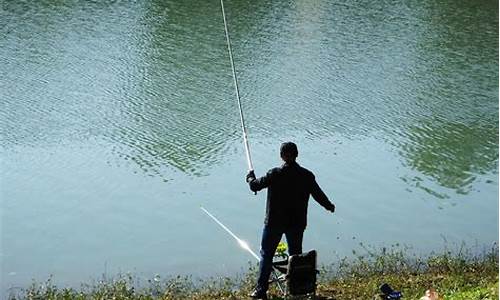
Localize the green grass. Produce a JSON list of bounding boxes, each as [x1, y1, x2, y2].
[[8, 244, 498, 300], [317, 243, 499, 299], [445, 282, 498, 300]]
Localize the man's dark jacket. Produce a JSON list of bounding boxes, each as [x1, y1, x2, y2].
[[248, 161, 334, 230]]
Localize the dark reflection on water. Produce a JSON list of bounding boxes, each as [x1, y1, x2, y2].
[[109, 0, 240, 176], [394, 0, 499, 195], [401, 120, 498, 196]]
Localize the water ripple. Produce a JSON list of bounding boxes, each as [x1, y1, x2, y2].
[[1, 0, 497, 187]]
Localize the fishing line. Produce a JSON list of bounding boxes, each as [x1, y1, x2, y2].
[[201, 206, 259, 260], [200, 206, 285, 293], [220, 0, 254, 172]]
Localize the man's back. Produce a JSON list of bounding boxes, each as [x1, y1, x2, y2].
[[249, 161, 332, 229]]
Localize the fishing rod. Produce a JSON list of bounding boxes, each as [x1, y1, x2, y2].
[[220, 0, 254, 172]]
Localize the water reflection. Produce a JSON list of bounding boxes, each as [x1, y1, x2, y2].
[[1, 0, 498, 186], [401, 119, 498, 196], [108, 0, 241, 176], [1, 0, 150, 147], [396, 0, 499, 196]]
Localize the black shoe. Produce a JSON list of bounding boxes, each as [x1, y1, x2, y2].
[[249, 289, 267, 300]]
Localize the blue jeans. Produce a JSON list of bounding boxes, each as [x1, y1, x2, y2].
[[256, 226, 304, 292]]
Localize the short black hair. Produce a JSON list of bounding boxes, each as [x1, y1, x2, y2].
[[280, 142, 298, 158]]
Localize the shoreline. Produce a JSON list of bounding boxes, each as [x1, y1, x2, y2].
[[7, 244, 498, 299]]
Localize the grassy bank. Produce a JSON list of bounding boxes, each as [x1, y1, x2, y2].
[[9, 244, 498, 300]]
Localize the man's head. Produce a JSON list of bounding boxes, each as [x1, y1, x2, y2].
[[280, 142, 298, 163]]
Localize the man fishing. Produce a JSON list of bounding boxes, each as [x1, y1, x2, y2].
[[246, 142, 336, 299]]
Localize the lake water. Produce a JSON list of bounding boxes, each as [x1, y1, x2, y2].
[[1, 0, 498, 295]]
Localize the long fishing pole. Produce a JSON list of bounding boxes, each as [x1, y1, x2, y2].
[[220, 0, 254, 172]]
